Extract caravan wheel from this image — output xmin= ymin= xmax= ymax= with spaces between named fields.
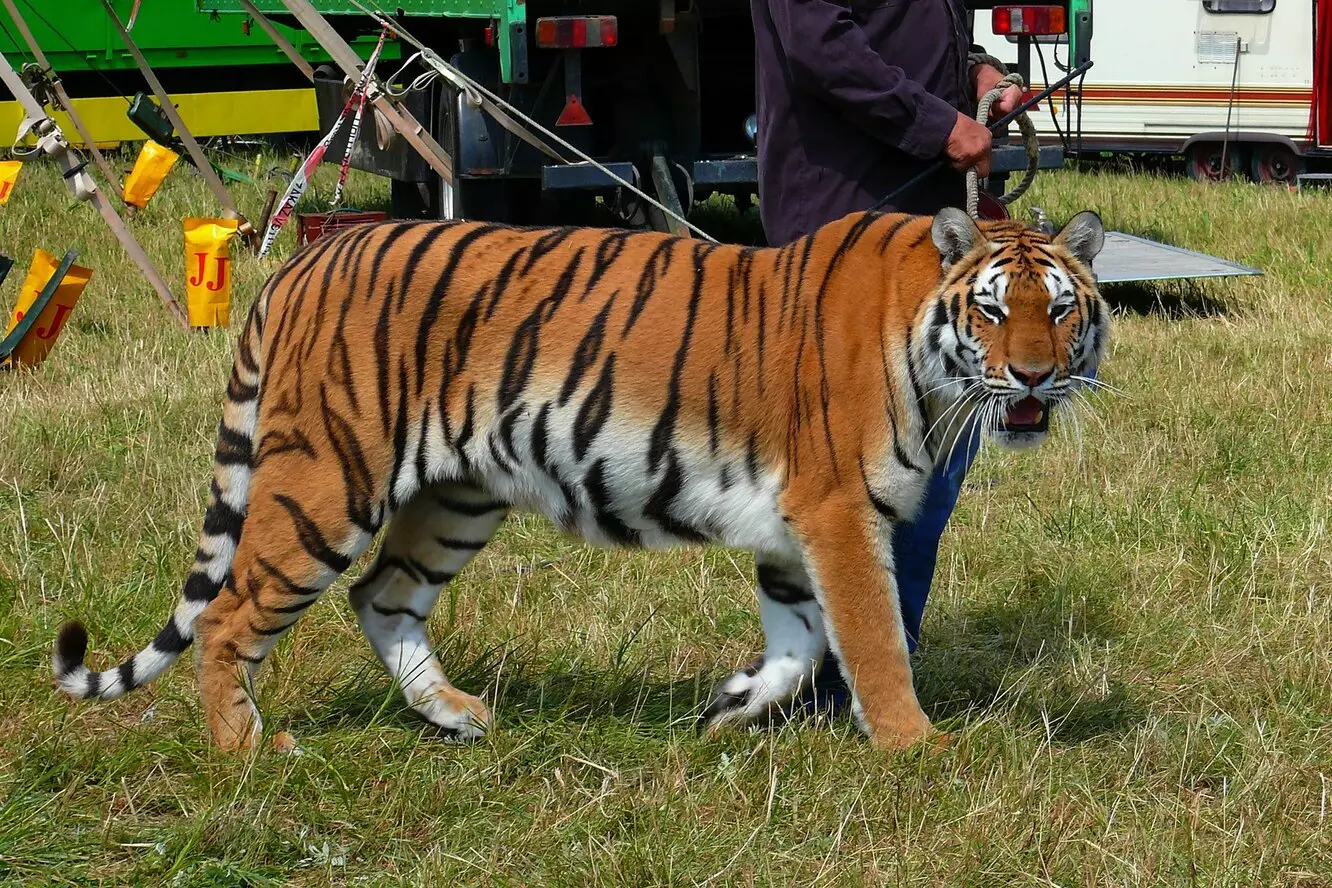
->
xmin=1249 ymin=144 xmax=1305 ymax=185
xmin=1186 ymin=142 xmax=1243 ymax=182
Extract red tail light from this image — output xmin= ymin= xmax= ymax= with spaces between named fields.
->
xmin=993 ymin=5 xmax=1067 ymax=36
xmin=535 ymin=16 xmax=619 ymax=49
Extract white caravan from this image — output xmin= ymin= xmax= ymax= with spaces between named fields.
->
xmin=977 ymin=0 xmax=1329 ymax=183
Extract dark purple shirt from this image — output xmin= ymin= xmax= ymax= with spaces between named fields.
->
xmin=752 ymin=0 xmax=979 ymax=245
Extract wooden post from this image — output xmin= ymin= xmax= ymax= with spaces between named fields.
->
xmin=98 ymin=0 xmax=256 ymax=245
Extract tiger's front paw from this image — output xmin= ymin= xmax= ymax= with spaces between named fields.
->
xmin=698 ymin=656 xmax=814 ymax=734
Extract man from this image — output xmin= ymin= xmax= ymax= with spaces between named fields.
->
xmin=749 ymin=0 xmax=1021 ymax=708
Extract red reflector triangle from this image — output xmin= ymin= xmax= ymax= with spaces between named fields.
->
xmin=556 ymin=94 xmax=593 ymax=127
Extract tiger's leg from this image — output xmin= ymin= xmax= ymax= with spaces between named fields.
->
xmin=700 ymin=557 xmax=827 ymax=732
xmin=349 ymin=482 xmax=508 ymax=740
xmin=793 ymin=496 xmax=935 ymax=750
xmin=194 ymin=473 xmax=373 ymax=751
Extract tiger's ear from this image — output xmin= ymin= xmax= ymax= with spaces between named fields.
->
xmin=1054 ymin=210 xmax=1105 ymax=268
xmin=931 ymin=208 xmax=984 ymax=268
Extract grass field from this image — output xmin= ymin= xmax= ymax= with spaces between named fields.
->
xmin=1 ymin=151 xmax=1330 ymax=886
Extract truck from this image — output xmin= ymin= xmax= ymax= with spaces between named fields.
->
xmin=192 ymin=0 xmax=1083 ymax=229
xmin=977 ymin=0 xmax=1332 ymax=184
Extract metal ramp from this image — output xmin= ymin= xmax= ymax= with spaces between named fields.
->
xmin=1093 ymin=231 xmax=1261 ymax=285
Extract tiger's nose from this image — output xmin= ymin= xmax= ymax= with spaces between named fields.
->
xmin=1010 ymin=365 xmax=1053 ymax=389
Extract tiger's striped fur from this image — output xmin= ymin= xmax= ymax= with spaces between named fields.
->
xmin=53 ymin=207 xmax=1108 ymax=751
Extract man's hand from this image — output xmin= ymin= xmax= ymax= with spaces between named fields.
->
xmin=946 ymin=112 xmax=993 ymax=177
xmin=972 ymin=64 xmax=1023 ymax=121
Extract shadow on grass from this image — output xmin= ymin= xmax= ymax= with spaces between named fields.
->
xmin=1101 ymin=279 xmax=1231 ymax=319
xmin=286 ymin=643 xmax=711 ymax=739
xmin=916 ymin=592 xmax=1150 ymax=744
xmin=289 ymin=591 xmax=1147 ymax=747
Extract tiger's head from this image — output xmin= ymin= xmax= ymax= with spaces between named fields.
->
xmin=922 ymin=207 xmax=1110 ymax=452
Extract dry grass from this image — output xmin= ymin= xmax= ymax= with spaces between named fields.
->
xmin=1 ymin=152 xmax=1330 ymax=886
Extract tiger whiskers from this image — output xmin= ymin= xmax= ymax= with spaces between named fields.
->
xmin=919 ymin=381 xmax=987 ymax=460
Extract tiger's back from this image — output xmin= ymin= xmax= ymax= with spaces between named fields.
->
xmin=54 ymin=209 xmax=1109 ymax=753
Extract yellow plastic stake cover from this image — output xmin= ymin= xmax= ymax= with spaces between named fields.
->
xmin=123 ymin=140 xmax=180 ymax=209
xmin=3 ymin=248 xmax=94 ymax=367
xmin=0 ymin=160 xmax=23 ymax=205
xmin=184 ymin=217 xmax=240 ymax=328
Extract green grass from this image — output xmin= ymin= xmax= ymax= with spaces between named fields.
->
xmin=2 ymin=150 xmax=1331 ymax=886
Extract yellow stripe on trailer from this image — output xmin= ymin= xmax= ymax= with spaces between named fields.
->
xmin=0 ymin=88 xmax=319 ymax=148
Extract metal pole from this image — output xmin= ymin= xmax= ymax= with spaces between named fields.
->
xmin=0 ymin=0 xmax=126 ymax=201
xmin=0 ymin=50 xmax=188 ymax=328
xmin=97 ymin=0 xmax=254 ymax=240
xmin=276 ymin=0 xmax=456 ymax=184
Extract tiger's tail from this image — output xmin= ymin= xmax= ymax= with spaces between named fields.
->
xmin=54 ymin=300 xmax=267 ymax=700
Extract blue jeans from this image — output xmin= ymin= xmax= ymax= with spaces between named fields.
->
xmin=802 ymin=426 xmax=982 ymax=710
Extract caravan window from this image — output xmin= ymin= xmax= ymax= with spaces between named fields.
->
xmin=1202 ymin=0 xmax=1275 ymax=12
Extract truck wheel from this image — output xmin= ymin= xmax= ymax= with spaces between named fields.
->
xmin=1249 ymin=143 xmax=1304 ymax=186
xmin=1187 ymin=142 xmax=1242 ymax=182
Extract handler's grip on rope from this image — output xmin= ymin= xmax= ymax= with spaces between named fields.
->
xmin=966 ymin=71 xmax=1041 ymax=221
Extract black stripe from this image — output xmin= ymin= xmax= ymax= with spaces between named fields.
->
xmin=227 ymin=375 xmax=258 ymax=403
xmin=756 ymin=564 xmax=813 ymax=604
xmin=248 ymin=618 xmax=294 ymax=637
xmin=371 ymin=602 xmax=429 ymax=621
xmin=118 ymin=660 xmax=135 ymax=692
xmin=584 ymin=230 xmax=631 ymax=293
xmin=255 ymin=428 xmax=316 ymax=465
xmin=644 ymin=449 xmax=707 ymax=543
xmin=414 ymin=224 xmax=501 ymax=396
xmin=273 ymin=494 xmax=352 ymax=573
xmin=387 ymin=361 xmax=412 ymax=508
xmin=152 ymin=618 xmax=191 ymax=654
xmin=321 ymin=387 xmax=380 ymax=534
xmin=622 ymin=238 xmax=675 ymax=338
xmin=864 ymin=481 xmax=899 ymax=523
xmin=583 ymin=458 xmax=640 ymax=545
xmin=498 ymin=312 xmax=542 ymax=414
xmin=374 ymin=277 xmax=396 ymax=436
xmin=86 ymin=669 xmax=101 ymax=697
xmin=572 ymin=353 xmax=615 ymax=462
xmin=226 ymin=640 xmax=266 ymax=664
xmin=435 ymin=494 xmax=507 ymax=517
xmin=202 ymin=483 xmax=245 ymax=541
xmin=182 ymin=571 xmax=217 ymax=603
xmin=706 ymin=372 xmax=721 ymax=456
xmin=256 ymin=555 xmax=322 ymax=598
xmin=558 ymin=294 xmax=615 ymax=406
xmin=483 ymin=244 xmax=528 ymax=321
xmin=497 ymin=406 xmax=523 ymax=465
xmin=435 ymin=537 xmax=487 ymax=551
xmin=520 ymin=226 xmax=578 ymax=275
xmin=647 ymin=243 xmax=711 ymax=472
xmin=745 ymin=433 xmax=761 ymax=483
xmin=406 ymin=557 xmax=456 ymax=586
xmin=876 ymin=215 xmax=918 ymax=254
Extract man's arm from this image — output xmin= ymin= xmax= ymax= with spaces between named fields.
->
xmin=767 ymin=0 xmax=995 ymax=173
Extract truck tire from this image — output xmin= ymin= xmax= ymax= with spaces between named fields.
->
xmin=1249 ymin=143 xmax=1304 ymax=186
xmin=1187 ymin=142 xmax=1243 ymax=182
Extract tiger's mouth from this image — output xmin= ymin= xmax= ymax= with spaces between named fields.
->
xmin=1002 ymin=396 xmax=1049 ymax=433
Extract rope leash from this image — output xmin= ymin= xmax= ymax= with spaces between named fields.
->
xmin=966 ymin=66 xmax=1041 ymax=220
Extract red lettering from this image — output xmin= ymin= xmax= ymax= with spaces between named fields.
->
xmin=35 ymin=303 xmax=73 ymax=340
xmin=206 ymin=257 xmax=230 ymax=292
xmin=188 ymin=251 xmax=207 ymax=287
xmin=0 ymin=180 xmax=11 ymax=202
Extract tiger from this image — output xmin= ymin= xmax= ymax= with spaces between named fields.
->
xmin=52 ymin=206 xmax=1109 ymax=753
